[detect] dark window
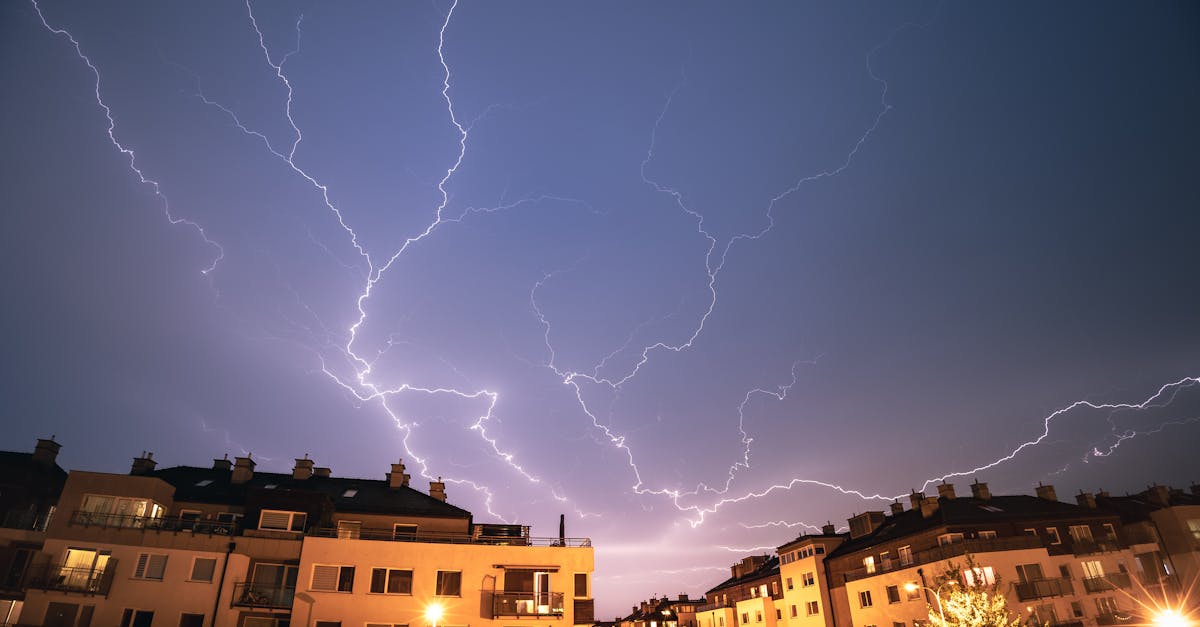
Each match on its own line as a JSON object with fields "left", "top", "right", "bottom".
{"left": 886, "top": 585, "right": 901, "bottom": 604}
{"left": 179, "top": 614, "right": 204, "bottom": 627}
{"left": 120, "top": 610, "right": 154, "bottom": 627}
{"left": 315, "top": 622, "right": 342, "bottom": 627}
{"left": 370, "top": 568, "right": 412, "bottom": 594}
{"left": 436, "top": 570, "right": 462, "bottom": 596}
{"left": 575, "top": 572, "right": 588, "bottom": 597}
{"left": 191, "top": 558, "right": 217, "bottom": 582}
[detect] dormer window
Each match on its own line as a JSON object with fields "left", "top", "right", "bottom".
{"left": 342, "top": 489, "right": 358, "bottom": 498}
{"left": 195, "top": 479, "right": 213, "bottom": 487}
{"left": 264, "top": 484, "right": 278, "bottom": 490}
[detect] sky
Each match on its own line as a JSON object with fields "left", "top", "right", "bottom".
{"left": 3, "top": 0, "right": 1199, "bottom": 616}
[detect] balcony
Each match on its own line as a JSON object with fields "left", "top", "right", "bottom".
{"left": 69, "top": 511, "right": 237, "bottom": 535}
{"left": 1139, "top": 572, "right": 1178, "bottom": 591}
{"left": 1096, "top": 613, "right": 1136, "bottom": 626}
{"left": 1071, "top": 538, "right": 1121, "bottom": 556}
{"left": 308, "top": 526, "right": 591, "bottom": 547}
{"left": 697, "top": 600, "right": 734, "bottom": 613}
{"left": 1082, "top": 572, "right": 1131, "bottom": 593}
{"left": 23, "top": 562, "right": 117, "bottom": 596}
{"left": 231, "top": 582, "right": 295, "bottom": 609}
{"left": 843, "top": 535, "right": 1042, "bottom": 582}
{"left": 492, "top": 592, "right": 565, "bottom": 617}
{"left": 1014, "top": 577, "right": 1073, "bottom": 601}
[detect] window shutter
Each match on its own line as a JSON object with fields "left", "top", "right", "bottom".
{"left": 312, "top": 565, "right": 338, "bottom": 591}
{"left": 146, "top": 554, "right": 167, "bottom": 579}
{"left": 134, "top": 553, "right": 148, "bottom": 578}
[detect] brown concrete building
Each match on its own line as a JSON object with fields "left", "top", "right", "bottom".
{"left": 0, "top": 439, "right": 68, "bottom": 625}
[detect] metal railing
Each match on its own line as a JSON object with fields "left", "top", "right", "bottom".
{"left": 69, "top": 510, "right": 237, "bottom": 535}
{"left": 1014, "top": 577, "right": 1073, "bottom": 601}
{"left": 697, "top": 600, "right": 734, "bottom": 613}
{"left": 1071, "top": 538, "right": 1122, "bottom": 556}
{"left": 231, "top": 582, "right": 295, "bottom": 609}
{"left": 308, "top": 526, "right": 590, "bottom": 547}
{"left": 1082, "top": 572, "right": 1131, "bottom": 593}
{"left": 493, "top": 592, "right": 565, "bottom": 617}
{"left": 843, "top": 535, "right": 1042, "bottom": 582}
{"left": 1096, "top": 613, "right": 1136, "bottom": 626}
{"left": 23, "top": 561, "right": 117, "bottom": 596}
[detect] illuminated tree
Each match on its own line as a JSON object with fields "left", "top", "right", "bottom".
{"left": 921, "top": 555, "right": 1022, "bottom": 627}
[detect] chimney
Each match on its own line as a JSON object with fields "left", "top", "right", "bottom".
{"left": 847, "top": 511, "right": 886, "bottom": 539}
{"left": 678, "top": 594, "right": 687, "bottom": 601}
{"left": 429, "top": 477, "right": 446, "bottom": 502}
{"left": 1097, "top": 490, "right": 1111, "bottom": 499}
{"left": 909, "top": 490, "right": 925, "bottom": 510}
{"left": 313, "top": 467, "right": 331, "bottom": 478}
{"left": 212, "top": 454, "right": 232, "bottom": 472}
{"left": 1146, "top": 484, "right": 1171, "bottom": 507}
{"left": 131, "top": 451, "right": 157, "bottom": 476}
{"left": 293, "top": 455, "right": 314, "bottom": 480}
{"left": 32, "top": 437, "right": 61, "bottom": 468}
{"left": 1076, "top": 491, "right": 1097, "bottom": 509}
{"left": 821, "top": 522, "right": 836, "bottom": 535}
{"left": 232, "top": 456, "right": 256, "bottom": 484}
{"left": 1036, "top": 483, "right": 1057, "bottom": 502}
{"left": 970, "top": 480, "right": 991, "bottom": 500}
{"left": 937, "top": 482, "right": 956, "bottom": 500}
{"left": 890, "top": 501, "right": 904, "bottom": 515}
{"left": 388, "top": 460, "right": 411, "bottom": 489}
{"left": 920, "top": 496, "right": 940, "bottom": 518}
{"left": 1190, "top": 483, "right": 1199, "bottom": 496}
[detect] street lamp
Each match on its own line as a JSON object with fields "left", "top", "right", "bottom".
{"left": 426, "top": 602, "right": 445, "bottom": 627}
{"left": 905, "top": 581, "right": 957, "bottom": 626}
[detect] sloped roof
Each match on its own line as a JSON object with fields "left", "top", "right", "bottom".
{"left": 153, "top": 465, "right": 471, "bottom": 519}
{"left": 705, "top": 555, "right": 780, "bottom": 595}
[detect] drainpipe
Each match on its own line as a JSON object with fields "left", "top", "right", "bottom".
{"left": 211, "top": 541, "right": 236, "bottom": 627}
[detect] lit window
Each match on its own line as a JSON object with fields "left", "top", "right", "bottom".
{"left": 964, "top": 566, "right": 996, "bottom": 586}
{"left": 264, "top": 484, "right": 277, "bottom": 490}
{"left": 195, "top": 480, "right": 213, "bottom": 487}
{"left": 863, "top": 556, "right": 876, "bottom": 574}
{"left": 978, "top": 530, "right": 997, "bottom": 539}
{"left": 336, "top": 520, "right": 361, "bottom": 539}
{"left": 342, "top": 489, "right": 358, "bottom": 498}
{"left": 937, "top": 533, "right": 964, "bottom": 546}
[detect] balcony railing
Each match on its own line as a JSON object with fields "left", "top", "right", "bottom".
{"left": 1139, "top": 572, "right": 1178, "bottom": 590}
{"left": 231, "top": 582, "right": 295, "bottom": 609}
{"left": 843, "top": 535, "right": 1042, "bottom": 582}
{"left": 1071, "top": 538, "right": 1122, "bottom": 556}
{"left": 1014, "top": 577, "right": 1073, "bottom": 601}
{"left": 1096, "top": 613, "right": 1136, "bottom": 626}
{"left": 493, "top": 592, "right": 565, "bottom": 617}
{"left": 1082, "top": 572, "right": 1131, "bottom": 593}
{"left": 23, "top": 561, "right": 117, "bottom": 596}
{"left": 697, "top": 600, "right": 735, "bottom": 613}
{"left": 308, "top": 526, "right": 590, "bottom": 547}
{"left": 69, "top": 511, "right": 237, "bottom": 535}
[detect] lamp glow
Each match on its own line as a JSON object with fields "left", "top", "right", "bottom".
{"left": 426, "top": 603, "right": 445, "bottom": 627}
{"left": 1153, "top": 610, "right": 1188, "bottom": 627}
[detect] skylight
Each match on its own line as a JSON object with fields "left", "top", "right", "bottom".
{"left": 264, "top": 484, "right": 277, "bottom": 490}
{"left": 342, "top": 489, "right": 358, "bottom": 498}
{"left": 195, "top": 479, "right": 213, "bottom": 487}
{"left": 979, "top": 505, "right": 1003, "bottom": 512}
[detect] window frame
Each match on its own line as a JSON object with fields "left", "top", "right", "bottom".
{"left": 859, "top": 590, "right": 873, "bottom": 608}
{"left": 435, "top": 570, "right": 462, "bottom": 597}
{"left": 369, "top": 567, "right": 413, "bottom": 595}
{"left": 574, "top": 572, "right": 589, "bottom": 598}
{"left": 310, "top": 564, "right": 355, "bottom": 593}
{"left": 258, "top": 509, "right": 307, "bottom": 532}
{"left": 132, "top": 553, "right": 168, "bottom": 581}
{"left": 188, "top": 556, "right": 217, "bottom": 583}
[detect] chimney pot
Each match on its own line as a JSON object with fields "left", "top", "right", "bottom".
{"left": 313, "top": 466, "right": 331, "bottom": 478}
{"left": 1076, "top": 491, "right": 1097, "bottom": 509}
{"left": 429, "top": 478, "right": 446, "bottom": 502}
{"left": 970, "top": 480, "right": 991, "bottom": 500}
{"left": 212, "top": 455, "right": 232, "bottom": 472}
{"left": 32, "top": 438, "right": 62, "bottom": 467}
{"left": 232, "top": 456, "right": 256, "bottom": 484}
{"left": 389, "top": 460, "right": 410, "bottom": 489}
{"left": 1035, "top": 483, "right": 1058, "bottom": 502}
{"left": 293, "top": 457, "right": 314, "bottom": 480}
{"left": 937, "top": 482, "right": 956, "bottom": 500}
{"left": 822, "top": 522, "right": 836, "bottom": 535}
{"left": 920, "top": 496, "right": 940, "bottom": 518}
{"left": 890, "top": 501, "right": 904, "bottom": 515}
{"left": 130, "top": 452, "right": 157, "bottom": 476}
{"left": 909, "top": 490, "right": 924, "bottom": 509}
{"left": 1146, "top": 484, "right": 1171, "bottom": 506}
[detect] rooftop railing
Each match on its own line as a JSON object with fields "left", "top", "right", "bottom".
{"left": 69, "top": 510, "right": 237, "bottom": 535}
{"left": 843, "top": 535, "right": 1042, "bottom": 582}
{"left": 308, "top": 526, "right": 591, "bottom": 547}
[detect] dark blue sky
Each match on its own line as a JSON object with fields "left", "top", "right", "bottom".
{"left": 3, "top": 0, "right": 1198, "bottom": 612}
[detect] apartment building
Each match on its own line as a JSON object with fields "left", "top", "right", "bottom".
{"left": 5, "top": 444, "right": 594, "bottom": 627}
{"left": 822, "top": 481, "right": 1162, "bottom": 627}
{"left": 0, "top": 439, "right": 68, "bottom": 625}
{"left": 618, "top": 594, "right": 705, "bottom": 627}
{"left": 1088, "top": 484, "right": 1200, "bottom": 592}
{"left": 776, "top": 526, "right": 844, "bottom": 627}
{"left": 696, "top": 556, "right": 782, "bottom": 627}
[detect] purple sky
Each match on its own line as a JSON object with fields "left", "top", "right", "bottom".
{"left": 3, "top": 0, "right": 1199, "bottom": 615}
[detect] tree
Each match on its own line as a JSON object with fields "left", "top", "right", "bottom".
{"left": 923, "top": 555, "right": 1023, "bottom": 627}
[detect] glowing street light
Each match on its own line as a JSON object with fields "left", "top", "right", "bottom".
{"left": 905, "top": 580, "right": 957, "bottom": 626}
{"left": 426, "top": 602, "right": 445, "bottom": 627}
{"left": 1152, "top": 609, "right": 1190, "bottom": 627}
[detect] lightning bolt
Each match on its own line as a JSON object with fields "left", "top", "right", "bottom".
{"left": 30, "top": 0, "right": 224, "bottom": 276}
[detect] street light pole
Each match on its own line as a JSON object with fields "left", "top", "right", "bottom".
{"left": 904, "top": 581, "right": 956, "bottom": 626}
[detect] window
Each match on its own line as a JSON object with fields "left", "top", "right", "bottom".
{"left": 1069, "top": 525, "right": 1094, "bottom": 543}
{"left": 978, "top": 530, "right": 997, "bottom": 540}
{"left": 1102, "top": 523, "right": 1118, "bottom": 541}
{"left": 898, "top": 545, "right": 913, "bottom": 566}
{"left": 189, "top": 557, "right": 216, "bottom": 582}
{"left": 776, "top": 610, "right": 782, "bottom": 620}
{"left": 216, "top": 512, "right": 242, "bottom": 525}
{"left": 436, "top": 570, "right": 462, "bottom": 596}
{"left": 1095, "top": 597, "right": 1118, "bottom": 615}
{"left": 314, "top": 622, "right": 341, "bottom": 627}
{"left": 894, "top": 622, "right": 906, "bottom": 627}
{"left": 342, "top": 489, "right": 358, "bottom": 498}
{"left": 859, "top": 590, "right": 873, "bottom": 608}
{"left": 771, "top": 581, "right": 779, "bottom": 596}
{"left": 815, "top": 546, "right": 825, "bottom": 554}
{"left": 1025, "top": 528, "right": 1038, "bottom": 536}
{"left": 964, "top": 566, "right": 996, "bottom": 586}
{"left": 1016, "top": 563, "right": 1045, "bottom": 584}
{"left": 259, "top": 510, "right": 306, "bottom": 532}
{"left": 1045, "top": 528, "right": 1062, "bottom": 545}
{"left": 336, "top": 520, "right": 361, "bottom": 539}
{"left": 786, "top": 577, "right": 794, "bottom": 590}
{"left": 880, "top": 551, "right": 891, "bottom": 569}
{"left": 1081, "top": 560, "right": 1104, "bottom": 579}
{"left": 575, "top": 573, "right": 589, "bottom": 597}
{"left": 393, "top": 524, "right": 417, "bottom": 540}
{"left": 194, "top": 479, "right": 213, "bottom": 487}
{"left": 1059, "top": 564, "right": 1072, "bottom": 579}
{"left": 937, "top": 533, "right": 964, "bottom": 546}
{"left": 311, "top": 565, "right": 355, "bottom": 592}
{"left": 79, "top": 495, "right": 163, "bottom": 527}
{"left": 886, "top": 585, "right": 900, "bottom": 603}
{"left": 863, "top": 556, "right": 876, "bottom": 574}
{"left": 179, "top": 509, "right": 202, "bottom": 523}
{"left": 179, "top": 613, "right": 204, "bottom": 627}
{"left": 803, "top": 572, "right": 815, "bottom": 587}
{"left": 742, "top": 613, "right": 749, "bottom": 624}
{"left": 806, "top": 601, "right": 819, "bottom": 616}
{"left": 1188, "top": 519, "right": 1200, "bottom": 542}
{"left": 755, "top": 611, "right": 762, "bottom": 623}
{"left": 370, "top": 568, "right": 413, "bottom": 594}
{"left": 790, "top": 606, "right": 797, "bottom": 618}
{"left": 1071, "top": 602, "right": 1085, "bottom": 618}
{"left": 120, "top": 609, "right": 154, "bottom": 627}
{"left": 906, "top": 583, "right": 921, "bottom": 600}
{"left": 719, "top": 616, "right": 724, "bottom": 627}
{"left": 133, "top": 553, "right": 167, "bottom": 580}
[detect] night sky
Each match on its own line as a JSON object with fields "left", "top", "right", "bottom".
{"left": 3, "top": 1, "right": 1199, "bottom": 615}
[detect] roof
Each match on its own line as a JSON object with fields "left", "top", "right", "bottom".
{"left": 705, "top": 555, "right": 779, "bottom": 595}
{"left": 1094, "top": 486, "right": 1200, "bottom": 523}
{"left": 0, "top": 451, "right": 68, "bottom": 485}
{"left": 827, "top": 494, "right": 1115, "bottom": 558}
{"left": 152, "top": 465, "right": 472, "bottom": 519}
{"left": 778, "top": 531, "right": 847, "bottom": 551}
